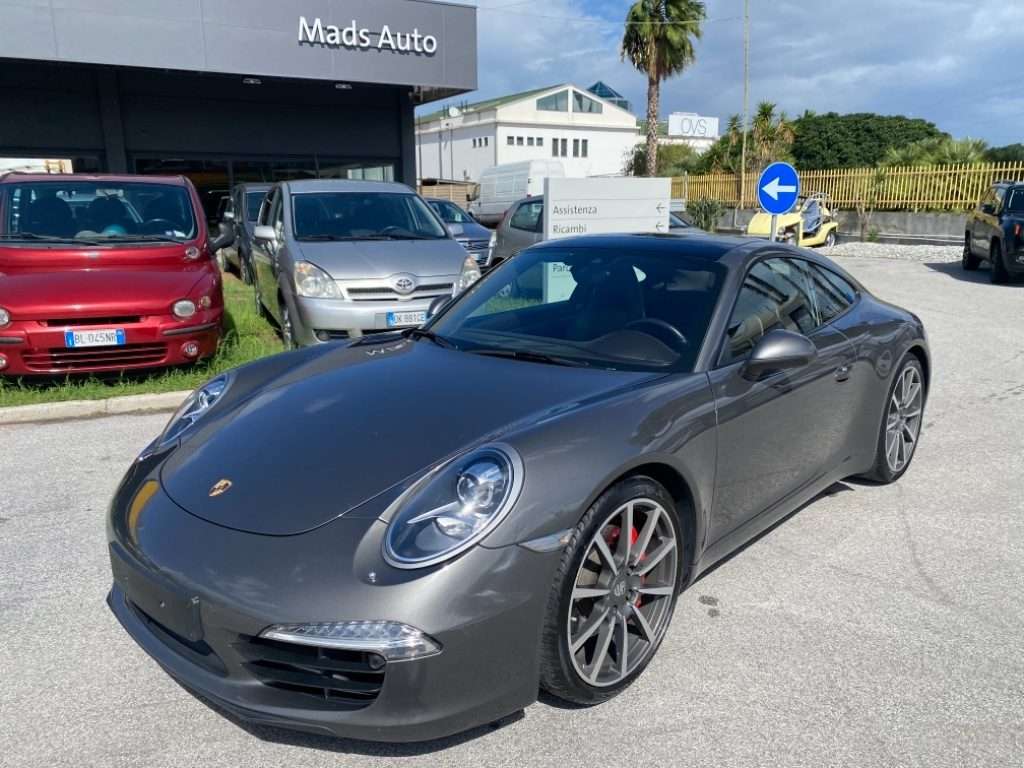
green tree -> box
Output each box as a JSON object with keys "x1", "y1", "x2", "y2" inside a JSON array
[
  {"x1": 696, "y1": 102, "x2": 793, "y2": 174},
  {"x1": 625, "y1": 141, "x2": 700, "y2": 176},
  {"x1": 622, "y1": 0, "x2": 706, "y2": 176},
  {"x1": 791, "y1": 112, "x2": 944, "y2": 169},
  {"x1": 987, "y1": 144, "x2": 1024, "y2": 163},
  {"x1": 881, "y1": 136, "x2": 988, "y2": 166}
]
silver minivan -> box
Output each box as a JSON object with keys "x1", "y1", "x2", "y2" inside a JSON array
[{"x1": 251, "y1": 180, "x2": 480, "y2": 347}]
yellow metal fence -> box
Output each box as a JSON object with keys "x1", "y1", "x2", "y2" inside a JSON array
[{"x1": 675, "y1": 162, "x2": 1024, "y2": 211}]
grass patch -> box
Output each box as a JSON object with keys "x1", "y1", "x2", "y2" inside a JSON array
[{"x1": 0, "y1": 274, "x2": 283, "y2": 408}]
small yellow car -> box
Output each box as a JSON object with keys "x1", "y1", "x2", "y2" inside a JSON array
[{"x1": 747, "y1": 192, "x2": 839, "y2": 247}]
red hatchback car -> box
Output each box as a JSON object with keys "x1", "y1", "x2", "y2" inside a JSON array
[{"x1": 0, "y1": 173, "x2": 233, "y2": 376}]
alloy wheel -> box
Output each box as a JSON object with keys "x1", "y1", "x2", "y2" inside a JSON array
[
  {"x1": 885, "y1": 366, "x2": 923, "y2": 472},
  {"x1": 566, "y1": 498, "x2": 677, "y2": 688}
]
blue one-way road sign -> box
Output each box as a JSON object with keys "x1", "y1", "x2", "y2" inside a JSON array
[{"x1": 757, "y1": 162, "x2": 801, "y2": 216}]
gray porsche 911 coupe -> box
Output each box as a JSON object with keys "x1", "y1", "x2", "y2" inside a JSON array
[{"x1": 107, "y1": 233, "x2": 929, "y2": 742}]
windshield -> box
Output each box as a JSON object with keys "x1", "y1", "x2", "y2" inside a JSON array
[
  {"x1": 430, "y1": 200, "x2": 475, "y2": 224},
  {"x1": 245, "y1": 191, "x2": 267, "y2": 222},
  {"x1": 1, "y1": 180, "x2": 198, "y2": 244},
  {"x1": 429, "y1": 246, "x2": 725, "y2": 372},
  {"x1": 292, "y1": 192, "x2": 448, "y2": 241}
]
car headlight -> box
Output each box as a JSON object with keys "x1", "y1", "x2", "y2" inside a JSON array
[
  {"x1": 0, "y1": 307, "x2": 9, "y2": 328},
  {"x1": 453, "y1": 255, "x2": 482, "y2": 295},
  {"x1": 173, "y1": 299, "x2": 197, "y2": 319},
  {"x1": 384, "y1": 445, "x2": 523, "y2": 569},
  {"x1": 295, "y1": 261, "x2": 342, "y2": 299},
  {"x1": 141, "y1": 374, "x2": 231, "y2": 458}
]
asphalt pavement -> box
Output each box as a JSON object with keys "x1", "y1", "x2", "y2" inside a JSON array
[{"x1": 1, "y1": 254, "x2": 1022, "y2": 768}]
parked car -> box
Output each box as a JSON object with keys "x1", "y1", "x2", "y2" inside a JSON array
[
  {"x1": 491, "y1": 196, "x2": 695, "y2": 266},
  {"x1": 0, "y1": 172, "x2": 232, "y2": 376},
  {"x1": 107, "y1": 232, "x2": 928, "y2": 742},
  {"x1": 426, "y1": 198, "x2": 494, "y2": 267},
  {"x1": 468, "y1": 160, "x2": 564, "y2": 226},
  {"x1": 222, "y1": 183, "x2": 271, "y2": 284},
  {"x1": 964, "y1": 181, "x2": 1024, "y2": 283},
  {"x1": 747, "y1": 192, "x2": 839, "y2": 247},
  {"x1": 249, "y1": 179, "x2": 481, "y2": 347}
]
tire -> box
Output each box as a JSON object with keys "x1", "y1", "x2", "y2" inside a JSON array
[
  {"x1": 990, "y1": 240, "x2": 1010, "y2": 284},
  {"x1": 824, "y1": 229, "x2": 838, "y2": 248},
  {"x1": 962, "y1": 235, "x2": 980, "y2": 271},
  {"x1": 280, "y1": 301, "x2": 296, "y2": 350},
  {"x1": 540, "y1": 476, "x2": 683, "y2": 706},
  {"x1": 859, "y1": 355, "x2": 925, "y2": 484},
  {"x1": 240, "y1": 251, "x2": 253, "y2": 285}
]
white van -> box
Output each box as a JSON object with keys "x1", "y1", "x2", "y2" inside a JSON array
[{"x1": 468, "y1": 160, "x2": 565, "y2": 226}]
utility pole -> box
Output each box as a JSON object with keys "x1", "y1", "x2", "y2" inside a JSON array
[{"x1": 738, "y1": 0, "x2": 750, "y2": 218}]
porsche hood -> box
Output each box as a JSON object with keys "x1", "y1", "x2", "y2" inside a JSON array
[{"x1": 160, "y1": 340, "x2": 656, "y2": 536}]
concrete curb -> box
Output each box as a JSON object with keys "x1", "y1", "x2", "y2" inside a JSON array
[{"x1": 0, "y1": 390, "x2": 191, "y2": 426}]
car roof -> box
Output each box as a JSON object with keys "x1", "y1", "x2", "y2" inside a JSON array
[
  {"x1": 236, "y1": 183, "x2": 272, "y2": 193},
  {"x1": 0, "y1": 172, "x2": 189, "y2": 186},
  {"x1": 282, "y1": 179, "x2": 414, "y2": 194}
]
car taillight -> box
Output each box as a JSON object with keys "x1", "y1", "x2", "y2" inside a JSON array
[{"x1": 1014, "y1": 223, "x2": 1022, "y2": 239}]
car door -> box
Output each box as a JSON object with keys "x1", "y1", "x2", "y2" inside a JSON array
[
  {"x1": 706, "y1": 255, "x2": 857, "y2": 544},
  {"x1": 253, "y1": 186, "x2": 282, "y2": 319},
  {"x1": 496, "y1": 199, "x2": 544, "y2": 262}
]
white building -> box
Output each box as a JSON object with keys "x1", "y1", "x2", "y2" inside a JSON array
[{"x1": 416, "y1": 84, "x2": 639, "y2": 183}]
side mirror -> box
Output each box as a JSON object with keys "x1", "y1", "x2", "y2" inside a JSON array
[
  {"x1": 742, "y1": 329, "x2": 817, "y2": 380},
  {"x1": 208, "y1": 223, "x2": 235, "y2": 254},
  {"x1": 427, "y1": 295, "x2": 453, "y2": 320},
  {"x1": 253, "y1": 224, "x2": 277, "y2": 243},
  {"x1": 981, "y1": 203, "x2": 996, "y2": 215}
]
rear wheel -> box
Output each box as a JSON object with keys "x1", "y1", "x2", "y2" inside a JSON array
[
  {"x1": 859, "y1": 356, "x2": 925, "y2": 483},
  {"x1": 540, "y1": 477, "x2": 682, "y2": 706},
  {"x1": 824, "y1": 229, "x2": 838, "y2": 248},
  {"x1": 962, "y1": 235, "x2": 980, "y2": 271},
  {"x1": 991, "y1": 240, "x2": 1010, "y2": 284}
]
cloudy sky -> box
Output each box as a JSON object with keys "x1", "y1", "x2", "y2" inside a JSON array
[{"x1": 428, "y1": 0, "x2": 1022, "y2": 146}]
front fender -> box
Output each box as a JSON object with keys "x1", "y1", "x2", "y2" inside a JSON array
[{"x1": 481, "y1": 373, "x2": 718, "y2": 555}]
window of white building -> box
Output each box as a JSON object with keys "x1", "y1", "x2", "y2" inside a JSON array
[{"x1": 537, "y1": 91, "x2": 569, "y2": 112}]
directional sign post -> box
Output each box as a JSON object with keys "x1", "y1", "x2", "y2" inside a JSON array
[
  {"x1": 756, "y1": 161, "x2": 801, "y2": 242},
  {"x1": 543, "y1": 177, "x2": 672, "y2": 240}
]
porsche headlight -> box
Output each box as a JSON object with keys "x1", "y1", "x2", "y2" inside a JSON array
[
  {"x1": 453, "y1": 255, "x2": 482, "y2": 295},
  {"x1": 295, "y1": 261, "x2": 342, "y2": 299},
  {"x1": 384, "y1": 445, "x2": 523, "y2": 569},
  {"x1": 141, "y1": 374, "x2": 231, "y2": 458}
]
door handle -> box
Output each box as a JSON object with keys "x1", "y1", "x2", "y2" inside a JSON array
[{"x1": 834, "y1": 364, "x2": 851, "y2": 382}]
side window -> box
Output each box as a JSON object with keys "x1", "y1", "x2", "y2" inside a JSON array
[
  {"x1": 509, "y1": 201, "x2": 543, "y2": 232},
  {"x1": 806, "y1": 263, "x2": 857, "y2": 323},
  {"x1": 994, "y1": 186, "x2": 1007, "y2": 209},
  {"x1": 720, "y1": 258, "x2": 819, "y2": 366}
]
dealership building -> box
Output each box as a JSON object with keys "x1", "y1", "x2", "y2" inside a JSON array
[{"x1": 0, "y1": 0, "x2": 477, "y2": 218}]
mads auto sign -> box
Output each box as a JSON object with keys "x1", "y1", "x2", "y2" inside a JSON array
[{"x1": 299, "y1": 16, "x2": 439, "y2": 55}]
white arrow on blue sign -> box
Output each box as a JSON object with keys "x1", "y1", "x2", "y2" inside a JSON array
[{"x1": 757, "y1": 161, "x2": 801, "y2": 216}]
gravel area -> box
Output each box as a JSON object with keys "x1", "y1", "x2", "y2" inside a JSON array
[{"x1": 825, "y1": 241, "x2": 961, "y2": 262}]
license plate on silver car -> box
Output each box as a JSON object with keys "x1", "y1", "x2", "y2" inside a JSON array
[
  {"x1": 64, "y1": 329, "x2": 126, "y2": 348},
  {"x1": 386, "y1": 311, "x2": 427, "y2": 328}
]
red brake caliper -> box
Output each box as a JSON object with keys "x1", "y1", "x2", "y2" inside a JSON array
[{"x1": 604, "y1": 525, "x2": 645, "y2": 606}]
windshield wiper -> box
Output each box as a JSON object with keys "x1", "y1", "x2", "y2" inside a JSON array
[
  {"x1": 404, "y1": 327, "x2": 457, "y2": 349},
  {"x1": 468, "y1": 348, "x2": 591, "y2": 368},
  {"x1": 102, "y1": 235, "x2": 184, "y2": 244},
  {"x1": 0, "y1": 233, "x2": 73, "y2": 242}
]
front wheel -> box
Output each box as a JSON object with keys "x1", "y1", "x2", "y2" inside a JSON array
[
  {"x1": 962, "y1": 235, "x2": 980, "y2": 271},
  {"x1": 540, "y1": 477, "x2": 682, "y2": 706},
  {"x1": 991, "y1": 241, "x2": 1010, "y2": 284},
  {"x1": 824, "y1": 229, "x2": 838, "y2": 248},
  {"x1": 859, "y1": 355, "x2": 925, "y2": 483}
]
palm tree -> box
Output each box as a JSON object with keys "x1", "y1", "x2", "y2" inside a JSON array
[
  {"x1": 622, "y1": 0, "x2": 706, "y2": 176},
  {"x1": 751, "y1": 101, "x2": 794, "y2": 169}
]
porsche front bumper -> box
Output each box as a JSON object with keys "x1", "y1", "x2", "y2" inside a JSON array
[{"x1": 106, "y1": 483, "x2": 559, "y2": 743}]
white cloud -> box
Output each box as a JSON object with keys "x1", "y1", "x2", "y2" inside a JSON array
[{"x1": 425, "y1": 0, "x2": 1023, "y2": 145}]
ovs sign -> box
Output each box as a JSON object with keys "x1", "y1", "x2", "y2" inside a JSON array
[{"x1": 667, "y1": 113, "x2": 720, "y2": 139}]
